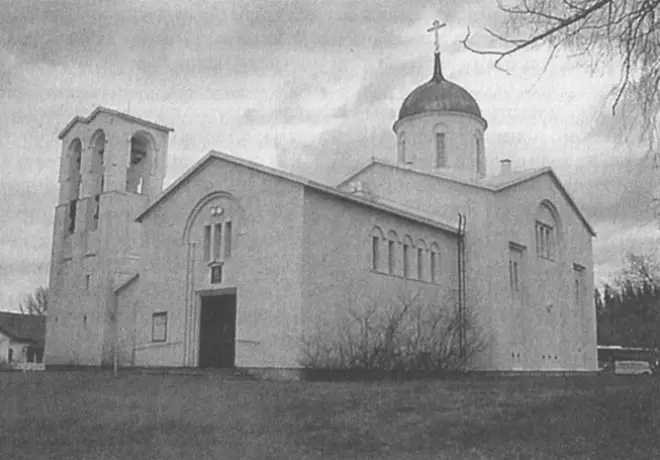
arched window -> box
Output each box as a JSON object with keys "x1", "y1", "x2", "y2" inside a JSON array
[
  {"x1": 371, "y1": 227, "x2": 385, "y2": 272},
  {"x1": 387, "y1": 230, "x2": 399, "y2": 276},
  {"x1": 402, "y1": 235, "x2": 414, "y2": 278},
  {"x1": 416, "y1": 239, "x2": 427, "y2": 281},
  {"x1": 432, "y1": 124, "x2": 448, "y2": 168},
  {"x1": 127, "y1": 134, "x2": 150, "y2": 194},
  {"x1": 65, "y1": 139, "x2": 83, "y2": 234},
  {"x1": 535, "y1": 201, "x2": 560, "y2": 260},
  {"x1": 430, "y1": 242, "x2": 441, "y2": 283},
  {"x1": 88, "y1": 130, "x2": 106, "y2": 232}
]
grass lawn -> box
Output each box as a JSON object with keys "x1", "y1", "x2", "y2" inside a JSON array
[{"x1": 1, "y1": 371, "x2": 658, "y2": 459}]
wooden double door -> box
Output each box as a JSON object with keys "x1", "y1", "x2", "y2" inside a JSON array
[{"x1": 199, "y1": 294, "x2": 236, "y2": 368}]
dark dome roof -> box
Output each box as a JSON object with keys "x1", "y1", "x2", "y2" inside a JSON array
[{"x1": 398, "y1": 53, "x2": 482, "y2": 121}]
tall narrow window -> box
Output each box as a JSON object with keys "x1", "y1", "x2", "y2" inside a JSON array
[
  {"x1": 535, "y1": 221, "x2": 553, "y2": 259},
  {"x1": 509, "y1": 244, "x2": 524, "y2": 293},
  {"x1": 476, "y1": 136, "x2": 482, "y2": 174},
  {"x1": 417, "y1": 248, "x2": 424, "y2": 280},
  {"x1": 127, "y1": 135, "x2": 149, "y2": 194},
  {"x1": 213, "y1": 223, "x2": 222, "y2": 260},
  {"x1": 89, "y1": 130, "x2": 105, "y2": 232},
  {"x1": 435, "y1": 133, "x2": 446, "y2": 168},
  {"x1": 388, "y1": 241, "x2": 395, "y2": 275},
  {"x1": 152, "y1": 312, "x2": 167, "y2": 342},
  {"x1": 535, "y1": 202, "x2": 559, "y2": 260},
  {"x1": 224, "y1": 221, "x2": 232, "y2": 258},
  {"x1": 430, "y1": 250, "x2": 437, "y2": 283},
  {"x1": 372, "y1": 236, "x2": 379, "y2": 271},
  {"x1": 399, "y1": 133, "x2": 407, "y2": 164},
  {"x1": 574, "y1": 264, "x2": 585, "y2": 304},
  {"x1": 67, "y1": 199, "x2": 77, "y2": 234},
  {"x1": 203, "y1": 225, "x2": 211, "y2": 261},
  {"x1": 403, "y1": 244, "x2": 410, "y2": 278}
]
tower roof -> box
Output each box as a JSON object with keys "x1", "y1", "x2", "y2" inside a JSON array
[{"x1": 397, "y1": 53, "x2": 483, "y2": 121}]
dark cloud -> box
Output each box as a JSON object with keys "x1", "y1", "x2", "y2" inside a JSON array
[{"x1": 0, "y1": 0, "x2": 467, "y2": 79}]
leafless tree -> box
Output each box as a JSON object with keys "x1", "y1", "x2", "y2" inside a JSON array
[
  {"x1": 616, "y1": 251, "x2": 660, "y2": 289},
  {"x1": 19, "y1": 286, "x2": 48, "y2": 316},
  {"x1": 463, "y1": 0, "x2": 660, "y2": 157},
  {"x1": 301, "y1": 290, "x2": 488, "y2": 373}
]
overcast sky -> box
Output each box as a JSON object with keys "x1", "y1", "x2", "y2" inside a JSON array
[{"x1": 1, "y1": 0, "x2": 658, "y2": 311}]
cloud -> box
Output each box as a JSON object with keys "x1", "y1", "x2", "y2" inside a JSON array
[{"x1": 0, "y1": 0, "x2": 655, "y2": 310}]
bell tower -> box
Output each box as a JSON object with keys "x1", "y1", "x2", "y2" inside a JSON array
[{"x1": 46, "y1": 107, "x2": 173, "y2": 367}]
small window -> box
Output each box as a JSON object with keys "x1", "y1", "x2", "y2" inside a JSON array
[
  {"x1": 7, "y1": 348, "x2": 12, "y2": 363},
  {"x1": 211, "y1": 265, "x2": 223, "y2": 284},
  {"x1": 224, "y1": 221, "x2": 232, "y2": 258},
  {"x1": 403, "y1": 243, "x2": 410, "y2": 278},
  {"x1": 203, "y1": 225, "x2": 211, "y2": 261},
  {"x1": 85, "y1": 275, "x2": 91, "y2": 291},
  {"x1": 417, "y1": 248, "x2": 424, "y2": 281},
  {"x1": 430, "y1": 251, "x2": 437, "y2": 283},
  {"x1": 509, "y1": 260, "x2": 520, "y2": 291},
  {"x1": 152, "y1": 312, "x2": 167, "y2": 342},
  {"x1": 476, "y1": 136, "x2": 482, "y2": 173},
  {"x1": 67, "y1": 199, "x2": 77, "y2": 234},
  {"x1": 574, "y1": 264, "x2": 585, "y2": 304},
  {"x1": 435, "y1": 133, "x2": 446, "y2": 168},
  {"x1": 372, "y1": 236, "x2": 379, "y2": 271},
  {"x1": 388, "y1": 241, "x2": 396, "y2": 275},
  {"x1": 213, "y1": 223, "x2": 222, "y2": 260}
]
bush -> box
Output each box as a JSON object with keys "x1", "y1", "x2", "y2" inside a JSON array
[{"x1": 301, "y1": 290, "x2": 487, "y2": 373}]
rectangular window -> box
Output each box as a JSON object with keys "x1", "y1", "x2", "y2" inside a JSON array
[
  {"x1": 372, "y1": 236, "x2": 379, "y2": 271},
  {"x1": 535, "y1": 221, "x2": 553, "y2": 259},
  {"x1": 152, "y1": 312, "x2": 167, "y2": 342},
  {"x1": 430, "y1": 251, "x2": 437, "y2": 283},
  {"x1": 509, "y1": 244, "x2": 524, "y2": 293},
  {"x1": 417, "y1": 248, "x2": 424, "y2": 280},
  {"x1": 85, "y1": 275, "x2": 91, "y2": 291},
  {"x1": 388, "y1": 241, "x2": 395, "y2": 275},
  {"x1": 224, "y1": 221, "x2": 232, "y2": 258},
  {"x1": 203, "y1": 225, "x2": 211, "y2": 261},
  {"x1": 67, "y1": 199, "x2": 77, "y2": 234},
  {"x1": 211, "y1": 264, "x2": 223, "y2": 284},
  {"x1": 436, "y1": 133, "x2": 446, "y2": 168},
  {"x1": 403, "y1": 244, "x2": 410, "y2": 278},
  {"x1": 213, "y1": 223, "x2": 222, "y2": 260},
  {"x1": 574, "y1": 264, "x2": 585, "y2": 304}
]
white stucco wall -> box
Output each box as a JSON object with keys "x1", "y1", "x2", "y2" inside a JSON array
[
  {"x1": 134, "y1": 157, "x2": 305, "y2": 369},
  {"x1": 393, "y1": 112, "x2": 486, "y2": 177},
  {"x1": 344, "y1": 163, "x2": 597, "y2": 371},
  {"x1": 301, "y1": 187, "x2": 460, "y2": 366}
]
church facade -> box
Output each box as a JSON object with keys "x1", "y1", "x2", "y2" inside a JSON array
[{"x1": 45, "y1": 52, "x2": 598, "y2": 376}]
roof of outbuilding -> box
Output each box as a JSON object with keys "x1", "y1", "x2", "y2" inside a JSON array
[{"x1": 0, "y1": 312, "x2": 46, "y2": 348}]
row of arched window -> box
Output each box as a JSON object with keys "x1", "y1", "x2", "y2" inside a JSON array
[
  {"x1": 371, "y1": 227, "x2": 443, "y2": 284},
  {"x1": 64, "y1": 130, "x2": 153, "y2": 235}
]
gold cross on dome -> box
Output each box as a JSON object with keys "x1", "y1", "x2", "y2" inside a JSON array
[{"x1": 427, "y1": 19, "x2": 447, "y2": 53}]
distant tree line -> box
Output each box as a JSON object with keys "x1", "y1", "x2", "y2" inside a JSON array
[{"x1": 596, "y1": 253, "x2": 660, "y2": 349}]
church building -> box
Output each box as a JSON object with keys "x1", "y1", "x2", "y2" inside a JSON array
[{"x1": 45, "y1": 47, "x2": 598, "y2": 376}]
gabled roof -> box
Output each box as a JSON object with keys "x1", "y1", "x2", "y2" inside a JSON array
[
  {"x1": 338, "y1": 159, "x2": 596, "y2": 237},
  {"x1": 0, "y1": 312, "x2": 46, "y2": 348},
  {"x1": 58, "y1": 106, "x2": 174, "y2": 140},
  {"x1": 135, "y1": 151, "x2": 460, "y2": 234}
]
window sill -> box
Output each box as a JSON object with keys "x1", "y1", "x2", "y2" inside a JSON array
[{"x1": 370, "y1": 269, "x2": 440, "y2": 285}]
